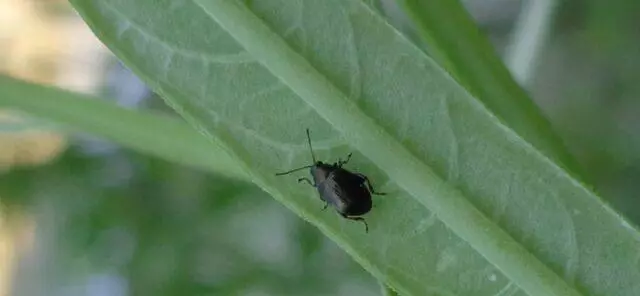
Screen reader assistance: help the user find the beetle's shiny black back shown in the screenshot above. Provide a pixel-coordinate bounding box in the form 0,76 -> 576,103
315,167 -> 372,216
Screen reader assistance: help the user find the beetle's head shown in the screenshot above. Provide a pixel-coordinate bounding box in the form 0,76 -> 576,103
310,161 -> 332,183
275,129 -> 326,178
311,161 -> 331,172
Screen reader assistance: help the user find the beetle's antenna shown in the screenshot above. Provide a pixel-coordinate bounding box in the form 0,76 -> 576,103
306,128 -> 317,163
275,165 -> 314,176
275,129 -> 317,176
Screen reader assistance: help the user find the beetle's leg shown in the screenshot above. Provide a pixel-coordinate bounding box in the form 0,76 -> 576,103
322,202 -> 329,210
340,213 -> 369,233
297,177 -> 315,187
336,153 -> 353,167
356,173 -> 386,195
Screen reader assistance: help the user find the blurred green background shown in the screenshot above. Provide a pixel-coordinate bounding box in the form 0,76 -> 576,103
1,0 -> 639,295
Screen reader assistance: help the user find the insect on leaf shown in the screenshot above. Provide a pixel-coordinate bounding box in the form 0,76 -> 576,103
68,0 -> 640,295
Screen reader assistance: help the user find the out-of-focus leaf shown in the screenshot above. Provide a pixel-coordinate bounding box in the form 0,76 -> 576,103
396,0 -> 583,179
0,75 -> 245,179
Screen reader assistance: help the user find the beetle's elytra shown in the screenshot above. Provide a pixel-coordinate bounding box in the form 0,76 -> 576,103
275,129 -> 385,233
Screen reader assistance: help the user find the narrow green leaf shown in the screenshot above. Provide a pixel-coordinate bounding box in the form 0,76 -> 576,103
0,75 -> 245,179
396,0 -> 584,179
68,0 -> 640,295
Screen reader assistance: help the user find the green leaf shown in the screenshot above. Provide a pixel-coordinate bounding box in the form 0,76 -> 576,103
61,0 -> 640,295
396,0 -> 584,180
0,75 -> 245,179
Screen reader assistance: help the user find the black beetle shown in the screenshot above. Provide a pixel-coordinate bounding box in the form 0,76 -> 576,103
275,129 -> 385,232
